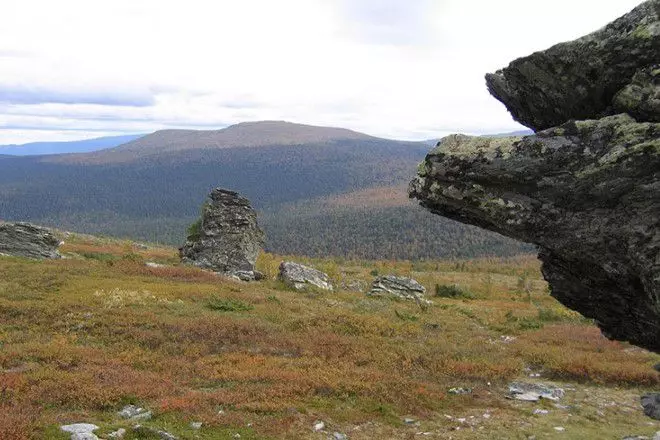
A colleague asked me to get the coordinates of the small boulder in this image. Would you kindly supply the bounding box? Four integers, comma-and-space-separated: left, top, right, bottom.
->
368, 275, 427, 302
278, 262, 333, 291
0, 222, 61, 259
118, 404, 152, 420
642, 393, 660, 420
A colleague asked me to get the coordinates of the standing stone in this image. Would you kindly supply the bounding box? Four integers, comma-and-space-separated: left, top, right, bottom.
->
0, 222, 61, 259
180, 189, 264, 279
278, 261, 333, 291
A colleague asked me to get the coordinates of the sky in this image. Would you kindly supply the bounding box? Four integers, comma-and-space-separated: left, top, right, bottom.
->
0, 0, 645, 144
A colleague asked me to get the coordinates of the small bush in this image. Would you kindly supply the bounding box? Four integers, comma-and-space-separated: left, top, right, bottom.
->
186, 219, 202, 241
434, 284, 475, 299
206, 297, 253, 312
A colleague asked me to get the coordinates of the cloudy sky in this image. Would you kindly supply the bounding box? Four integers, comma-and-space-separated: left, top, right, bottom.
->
0, 0, 644, 144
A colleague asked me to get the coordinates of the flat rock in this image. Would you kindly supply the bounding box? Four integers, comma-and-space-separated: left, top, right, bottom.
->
278, 261, 333, 291
368, 275, 428, 303
61, 424, 99, 440
485, 0, 659, 131
507, 382, 565, 402
0, 222, 61, 259
180, 188, 264, 276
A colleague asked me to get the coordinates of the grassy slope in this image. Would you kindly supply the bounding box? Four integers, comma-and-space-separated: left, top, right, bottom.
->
0, 234, 658, 439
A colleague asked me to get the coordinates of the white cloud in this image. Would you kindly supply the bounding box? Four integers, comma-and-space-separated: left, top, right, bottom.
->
0, 0, 646, 144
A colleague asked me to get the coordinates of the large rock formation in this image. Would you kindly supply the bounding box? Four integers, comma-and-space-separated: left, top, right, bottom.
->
0, 222, 61, 259
485, 0, 659, 131
368, 275, 429, 304
410, 1, 660, 352
180, 189, 264, 279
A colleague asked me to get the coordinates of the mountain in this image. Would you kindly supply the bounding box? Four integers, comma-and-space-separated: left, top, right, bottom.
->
0, 134, 144, 156
424, 129, 534, 145
0, 121, 532, 259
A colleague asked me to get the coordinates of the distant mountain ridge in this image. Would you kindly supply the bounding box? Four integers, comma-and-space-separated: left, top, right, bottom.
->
0, 134, 144, 156
0, 120, 531, 259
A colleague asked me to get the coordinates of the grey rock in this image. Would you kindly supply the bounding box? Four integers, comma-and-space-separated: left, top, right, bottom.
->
448, 387, 472, 395
623, 436, 650, 440
61, 424, 99, 440
229, 270, 264, 282
507, 382, 564, 401
180, 188, 264, 277
614, 65, 660, 122
278, 261, 333, 291
118, 404, 152, 420
368, 275, 428, 303
0, 222, 61, 259
108, 428, 127, 438
642, 393, 660, 420
332, 433, 348, 440
190, 422, 203, 430
485, 0, 660, 131
133, 425, 178, 440
411, 117, 659, 350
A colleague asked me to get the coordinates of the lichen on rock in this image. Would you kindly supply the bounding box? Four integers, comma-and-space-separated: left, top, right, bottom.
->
410, 0, 660, 353
179, 188, 264, 279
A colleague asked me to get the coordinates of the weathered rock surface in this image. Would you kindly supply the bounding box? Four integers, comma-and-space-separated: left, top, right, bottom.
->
642, 393, 660, 420
278, 261, 333, 291
180, 189, 264, 279
614, 65, 660, 122
368, 275, 428, 303
410, 2, 660, 353
0, 222, 61, 259
60, 423, 99, 440
485, 0, 659, 131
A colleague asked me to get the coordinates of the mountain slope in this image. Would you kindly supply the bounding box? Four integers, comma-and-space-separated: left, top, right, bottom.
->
0, 134, 143, 156
0, 121, 531, 258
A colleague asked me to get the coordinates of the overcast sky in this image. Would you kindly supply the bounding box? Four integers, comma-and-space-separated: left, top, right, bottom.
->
0, 0, 644, 144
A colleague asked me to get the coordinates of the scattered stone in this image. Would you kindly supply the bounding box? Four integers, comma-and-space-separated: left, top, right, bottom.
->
623, 435, 650, 440
533, 409, 549, 415
331, 433, 348, 440
507, 382, 565, 402
554, 427, 566, 432
180, 188, 264, 279
341, 279, 367, 292
108, 428, 126, 439
0, 222, 61, 259
403, 418, 416, 424
190, 422, 202, 430
118, 404, 152, 420
278, 261, 333, 291
314, 421, 325, 432
145, 262, 165, 268
60, 424, 99, 440
641, 393, 660, 420
368, 276, 428, 303
448, 387, 472, 395
132, 425, 178, 440
229, 270, 264, 282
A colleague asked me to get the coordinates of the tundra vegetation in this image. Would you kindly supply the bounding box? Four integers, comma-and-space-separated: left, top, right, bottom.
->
0, 232, 657, 439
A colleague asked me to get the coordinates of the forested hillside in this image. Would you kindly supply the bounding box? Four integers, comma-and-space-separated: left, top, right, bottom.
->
0, 122, 533, 259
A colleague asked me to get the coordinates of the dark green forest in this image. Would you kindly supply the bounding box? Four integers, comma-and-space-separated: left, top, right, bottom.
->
0, 136, 533, 259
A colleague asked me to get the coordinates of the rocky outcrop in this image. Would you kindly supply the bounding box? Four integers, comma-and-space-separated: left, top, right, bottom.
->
643, 393, 660, 420
368, 276, 428, 303
485, 0, 659, 131
278, 261, 333, 291
410, 2, 660, 352
180, 189, 264, 279
0, 222, 61, 259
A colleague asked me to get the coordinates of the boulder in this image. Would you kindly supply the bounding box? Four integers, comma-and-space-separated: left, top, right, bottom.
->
410, 2, 660, 353
278, 261, 333, 291
180, 189, 264, 279
368, 275, 427, 302
0, 222, 61, 259
485, 0, 659, 131
642, 393, 660, 420
507, 382, 564, 402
